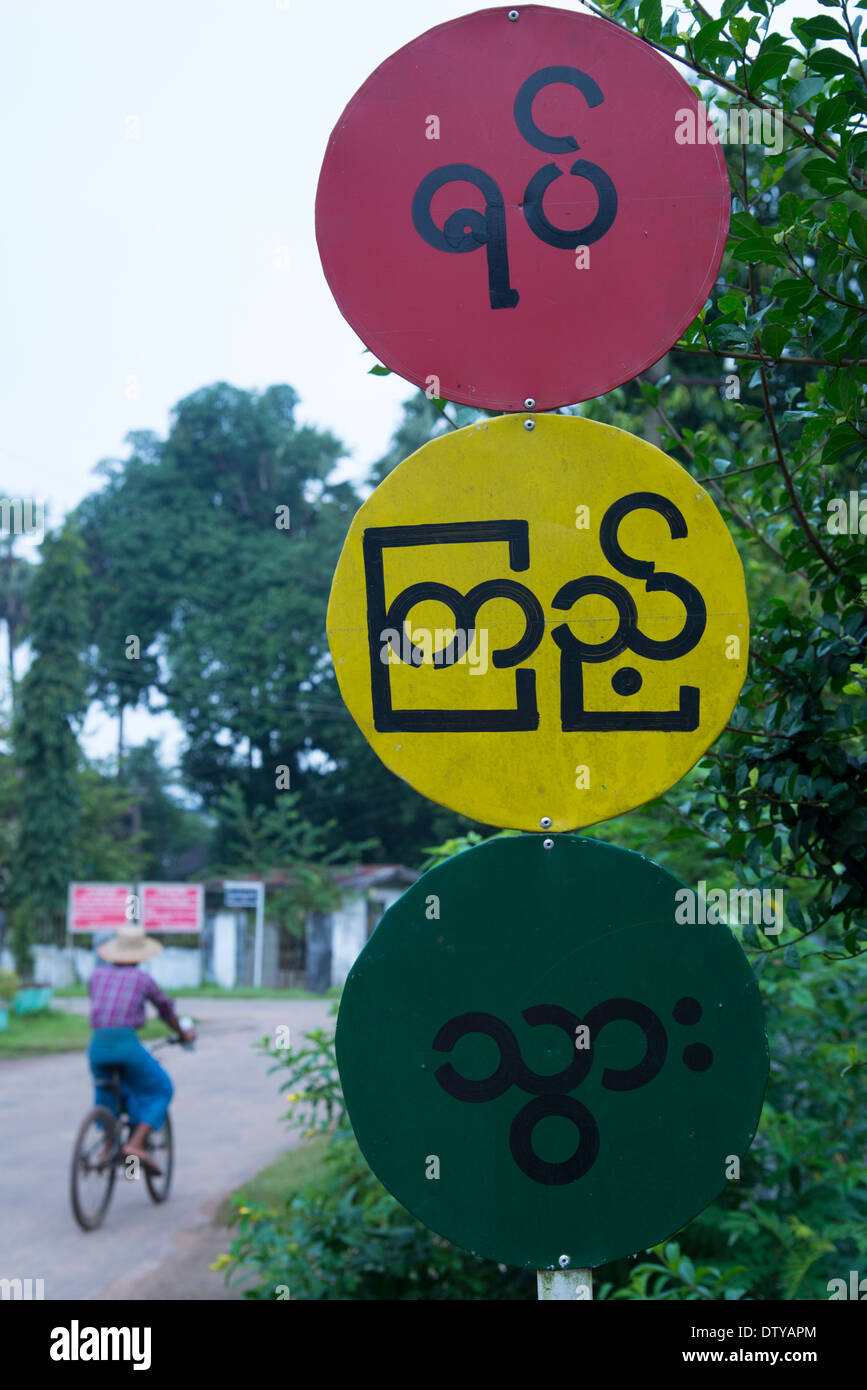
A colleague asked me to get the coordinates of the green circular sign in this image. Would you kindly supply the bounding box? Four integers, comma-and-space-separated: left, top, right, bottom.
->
336, 836, 768, 1270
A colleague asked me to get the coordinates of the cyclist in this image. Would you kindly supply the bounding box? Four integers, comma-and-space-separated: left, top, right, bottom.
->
88, 922, 195, 1175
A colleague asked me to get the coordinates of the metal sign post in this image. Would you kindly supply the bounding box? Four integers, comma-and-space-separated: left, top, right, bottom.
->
223, 881, 265, 988
538, 1267, 592, 1301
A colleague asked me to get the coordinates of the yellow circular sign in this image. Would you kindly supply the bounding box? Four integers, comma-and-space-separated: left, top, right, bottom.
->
327, 414, 748, 831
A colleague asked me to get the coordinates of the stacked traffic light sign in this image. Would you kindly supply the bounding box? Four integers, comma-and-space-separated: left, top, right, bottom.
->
316, 5, 766, 1277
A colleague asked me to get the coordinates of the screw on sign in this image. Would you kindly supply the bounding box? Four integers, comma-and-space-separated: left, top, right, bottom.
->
326, 414, 749, 831
315, 6, 730, 410
335, 835, 768, 1271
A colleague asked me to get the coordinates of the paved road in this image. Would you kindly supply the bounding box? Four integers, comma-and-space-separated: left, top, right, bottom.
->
0, 997, 333, 1300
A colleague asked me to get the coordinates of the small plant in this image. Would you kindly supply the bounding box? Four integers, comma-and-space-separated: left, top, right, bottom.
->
598, 1242, 748, 1301
258, 1023, 344, 1134
0, 969, 19, 1004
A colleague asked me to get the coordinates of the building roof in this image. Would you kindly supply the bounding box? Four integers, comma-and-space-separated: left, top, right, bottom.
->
201, 864, 419, 893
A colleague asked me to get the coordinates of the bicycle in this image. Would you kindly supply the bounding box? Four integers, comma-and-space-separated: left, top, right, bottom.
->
70, 1020, 195, 1232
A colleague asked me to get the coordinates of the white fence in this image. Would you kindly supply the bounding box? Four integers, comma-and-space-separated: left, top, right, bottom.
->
0, 942, 202, 989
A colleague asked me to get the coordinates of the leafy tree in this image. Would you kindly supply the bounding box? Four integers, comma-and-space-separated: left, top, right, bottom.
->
210, 782, 370, 941
118, 740, 210, 879
10, 524, 89, 973
69, 767, 147, 883
76, 382, 475, 863
0, 724, 16, 951
560, 0, 867, 964
0, 530, 31, 713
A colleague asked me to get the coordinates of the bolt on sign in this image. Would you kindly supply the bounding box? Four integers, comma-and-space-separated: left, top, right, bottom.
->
315, 5, 729, 411
326, 413, 748, 831
336, 835, 768, 1270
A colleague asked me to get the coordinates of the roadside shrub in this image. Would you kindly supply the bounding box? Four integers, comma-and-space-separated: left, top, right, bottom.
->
0, 969, 19, 1003
219, 1025, 534, 1300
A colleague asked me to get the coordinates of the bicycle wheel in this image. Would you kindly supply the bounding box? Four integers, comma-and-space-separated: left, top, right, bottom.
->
70, 1106, 118, 1231
144, 1111, 173, 1202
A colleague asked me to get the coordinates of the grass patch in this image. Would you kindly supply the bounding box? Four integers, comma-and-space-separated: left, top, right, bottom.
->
54, 984, 338, 1001
0, 1011, 174, 1059
216, 1132, 330, 1226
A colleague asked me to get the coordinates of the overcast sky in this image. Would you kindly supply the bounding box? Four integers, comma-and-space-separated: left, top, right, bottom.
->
0, 0, 813, 766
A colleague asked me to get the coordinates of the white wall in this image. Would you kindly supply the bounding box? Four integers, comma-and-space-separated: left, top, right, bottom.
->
330, 896, 367, 988
378, 888, 403, 913
1, 944, 90, 986
141, 947, 201, 990
210, 912, 238, 989
0, 942, 202, 988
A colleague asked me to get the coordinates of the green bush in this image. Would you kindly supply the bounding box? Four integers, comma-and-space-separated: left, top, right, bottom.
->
599, 953, 867, 1300
220, 1025, 533, 1300
0, 969, 19, 1004
218, 942, 865, 1301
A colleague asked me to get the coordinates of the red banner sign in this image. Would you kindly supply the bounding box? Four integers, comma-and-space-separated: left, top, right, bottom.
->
139, 883, 203, 934
68, 883, 133, 933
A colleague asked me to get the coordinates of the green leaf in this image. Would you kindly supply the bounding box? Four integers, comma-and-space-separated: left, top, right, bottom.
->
787, 897, 806, 931
638, 0, 663, 42
831, 881, 851, 909
367, 364, 391, 376
801, 158, 851, 193
850, 211, 867, 256
823, 423, 860, 464
795, 16, 849, 44
824, 202, 848, 239
806, 47, 858, 75
765, 323, 797, 355
750, 49, 796, 86
814, 93, 849, 141
772, 279, 814, 305
692, 17, 728, 63
731, 236, 787, 265
718, 293, 747, 316
789, 75, 827, 107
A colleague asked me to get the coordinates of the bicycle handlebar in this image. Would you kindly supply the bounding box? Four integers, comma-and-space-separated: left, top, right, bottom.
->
149, 1033, 196, 1053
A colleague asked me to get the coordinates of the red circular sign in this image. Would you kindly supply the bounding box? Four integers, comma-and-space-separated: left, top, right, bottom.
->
316, 6, 730, 412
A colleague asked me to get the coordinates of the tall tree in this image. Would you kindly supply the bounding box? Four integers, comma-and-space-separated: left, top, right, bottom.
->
119, 741, 210, 879
0, 531, 31, 714
76, 383, 475, 864
11, 523, 89, 974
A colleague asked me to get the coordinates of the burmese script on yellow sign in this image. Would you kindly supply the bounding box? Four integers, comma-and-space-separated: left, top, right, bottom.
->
327, 414, 749, 831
